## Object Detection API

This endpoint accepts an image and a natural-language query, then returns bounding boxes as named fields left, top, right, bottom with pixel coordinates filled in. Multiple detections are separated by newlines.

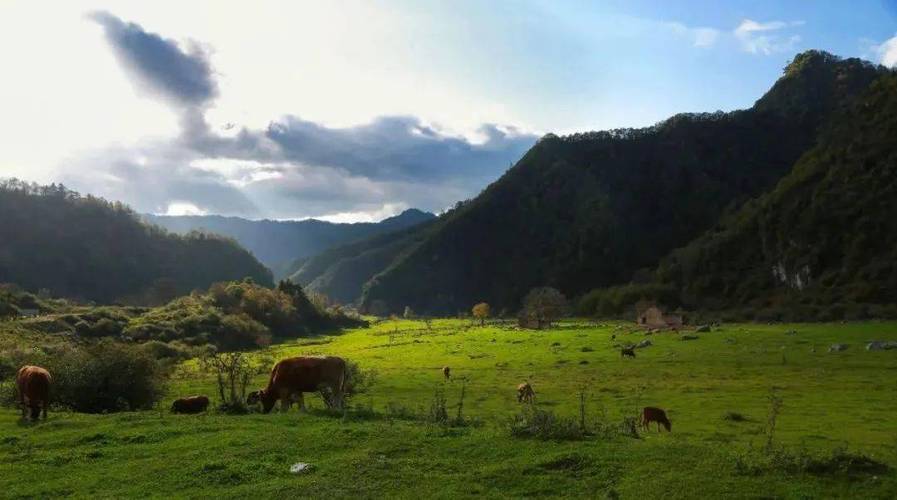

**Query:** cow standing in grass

left=248, top=356, right=347, bottom=413
left=641, top=407, right=671, bottom=432
left=442, top=366, right=451, bottom=380
left=16, top=365, right=51, bottom=421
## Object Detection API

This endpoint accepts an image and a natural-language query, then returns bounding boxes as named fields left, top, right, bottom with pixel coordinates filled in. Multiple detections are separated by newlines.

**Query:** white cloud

left=873, top=34, right=897, bottom=67
left=165, top=202, right=207, bottom=216
left=665, top=22, right=720, bottom=48
left=734, top=19, right=803, bottom=55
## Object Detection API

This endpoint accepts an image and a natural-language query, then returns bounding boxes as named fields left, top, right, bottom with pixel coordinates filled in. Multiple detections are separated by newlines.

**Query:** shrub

left=508, top=405, right=585, bottom=441
left=342, top=360, right=377, bottom=398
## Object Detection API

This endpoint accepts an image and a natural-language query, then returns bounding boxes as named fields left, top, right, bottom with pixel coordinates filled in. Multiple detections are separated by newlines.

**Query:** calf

left=442, top=366, right=451, bottom=380
left=517, top=382, right=535, bottom=404
left=16, top=365, right=51, bottom=421
left=171, top=395, right=210, bottom=414
left=621, top=347, right=636, bottom=358
left=641, top=406, right=671, bottom=432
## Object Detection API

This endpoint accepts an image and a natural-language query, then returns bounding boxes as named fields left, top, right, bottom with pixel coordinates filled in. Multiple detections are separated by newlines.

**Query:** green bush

left=0, top=342, right=165, bottom=413
left=508, top=406, right=585, bottom=441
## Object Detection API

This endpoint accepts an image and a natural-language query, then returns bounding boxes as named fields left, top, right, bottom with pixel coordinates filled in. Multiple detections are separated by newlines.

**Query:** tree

left=472, top=302, right=490, bottom=326
left=521, top=287, right=567, bottom=329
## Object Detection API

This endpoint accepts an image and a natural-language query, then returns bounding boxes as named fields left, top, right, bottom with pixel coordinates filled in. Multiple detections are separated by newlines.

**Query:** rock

left=290, top=462, right=313, bottom=474
left=724, top=338, right=736, bottom=344
left=828, top=344, right=849, bottom=352
left=695, top=325, right=711, bottom=333
left=866, top=341, right=897, bottom=351
left=636, top=339, right=652, bottom=348
left=785, top=329, right=797, bottom=336
left=680, top=335, right=699, bottom=341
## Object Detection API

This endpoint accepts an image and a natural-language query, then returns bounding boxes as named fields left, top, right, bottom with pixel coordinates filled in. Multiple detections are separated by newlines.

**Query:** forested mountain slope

left=145, top=209, right=434, bottom=276
left=653, top=72, right=897, bottom=318
left=356, top=51, right=886, bottom=314
left=0, top=181, right=272, bottom=303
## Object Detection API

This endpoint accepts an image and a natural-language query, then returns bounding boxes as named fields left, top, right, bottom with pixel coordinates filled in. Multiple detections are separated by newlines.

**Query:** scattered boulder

left=636, top=339, right=652, bottom=349
left=290, top=462, right=313, bottom=474
left=680, top=335, right=699, bottom=341
left=866, top=341, right=897, bottom=351
left=695, top=325, right=711, bottom=333
left=828, top=344, right=849, bottom=352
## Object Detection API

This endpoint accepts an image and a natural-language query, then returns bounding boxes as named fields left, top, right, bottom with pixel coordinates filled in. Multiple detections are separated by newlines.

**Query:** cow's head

left=247, top=390, right=277, bottom=413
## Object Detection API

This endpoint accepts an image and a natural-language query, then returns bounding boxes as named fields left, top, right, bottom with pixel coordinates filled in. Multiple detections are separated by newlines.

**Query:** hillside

left=287, top=219, right=439, bottom=305
left=355, top=51, right=886, bottom=314
left=145, top=209, right=434, bottom=276
left=0, top=181, right=272, bottom=303
left=653, top=72, right=897, bottom=319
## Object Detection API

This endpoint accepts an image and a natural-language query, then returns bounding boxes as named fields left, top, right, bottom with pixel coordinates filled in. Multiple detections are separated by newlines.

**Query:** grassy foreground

left=2, top=319, right=897, bottom=498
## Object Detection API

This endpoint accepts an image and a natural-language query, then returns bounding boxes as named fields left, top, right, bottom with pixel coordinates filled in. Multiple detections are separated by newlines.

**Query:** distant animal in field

left=517, top=382, right=535, bottom=403
left=621, top=347, right=636, bottom=358
left=16, top=365, right=51, bottom=421
left=248, top=356, right=347, bottom=413
left=442, top=366, right=451, bottom=380
left=611, top=334, right=616, bottom=341
left=171, top=395, right=210, bottom=414
left=641, top=406, right=671, bottom=432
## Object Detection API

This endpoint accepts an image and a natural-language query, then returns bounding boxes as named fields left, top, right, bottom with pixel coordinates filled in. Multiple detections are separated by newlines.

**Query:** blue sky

left=1, top=0, right=895, bottom=220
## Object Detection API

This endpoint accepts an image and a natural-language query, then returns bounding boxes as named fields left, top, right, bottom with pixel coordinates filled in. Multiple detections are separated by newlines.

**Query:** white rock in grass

left=290, top=462, right=313, bottom=474
left=828, top=344, right=849, bottom=352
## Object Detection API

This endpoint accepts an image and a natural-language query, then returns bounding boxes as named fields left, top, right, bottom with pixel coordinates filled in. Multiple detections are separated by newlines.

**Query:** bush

left=0, top=342, right=165, bottom=413
left=343, top=360, right=377, bottom=398
left=508, top=405, right=585, bottom=441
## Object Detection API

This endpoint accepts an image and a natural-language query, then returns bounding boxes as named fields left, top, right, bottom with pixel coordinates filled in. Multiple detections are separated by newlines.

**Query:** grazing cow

left=621, top=347, right=636, bottom=358
left=248, top=356, right=347, bottom=413
left=171, top=395, right=210, bottom=414
left=442, top=366, right=451, bottom=380
left=517, top=382, right=535, bottom=404
left=641, top=406, right=671, bottom=432
left=16, top=365, right=51, bottom=421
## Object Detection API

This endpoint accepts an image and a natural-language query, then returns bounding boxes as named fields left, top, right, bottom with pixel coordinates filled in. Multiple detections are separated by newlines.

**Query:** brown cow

left=171, top=395, right=210, bottom=414
left=442, top=366, right=451, bottom=380
left=16, top=365, right=51, bottom=421
left=641, top=406, right=671, bottom=432
left=517, top=382, right=535, bottom=404
left=248, top=356, right=347, bottom=413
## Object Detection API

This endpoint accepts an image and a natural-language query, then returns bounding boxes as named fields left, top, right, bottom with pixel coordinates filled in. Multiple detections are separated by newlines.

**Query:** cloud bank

left=75, top=12, right=538, bottom=220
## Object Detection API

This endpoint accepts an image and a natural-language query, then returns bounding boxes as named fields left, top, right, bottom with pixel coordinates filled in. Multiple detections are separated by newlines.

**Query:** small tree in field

left=522, top=287, right=567, bottom=329
left=472, top=302, right=491, bottom=326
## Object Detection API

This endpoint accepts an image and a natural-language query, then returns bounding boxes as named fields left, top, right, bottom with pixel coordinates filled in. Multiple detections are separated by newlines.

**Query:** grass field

left=2, top=319, right=897, bottom=498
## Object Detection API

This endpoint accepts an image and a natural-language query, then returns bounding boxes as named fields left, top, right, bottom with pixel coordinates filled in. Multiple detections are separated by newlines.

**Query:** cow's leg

left=42, top=400, right=48, bottom=420
left=279, top=389, right=291, bottom=412
left=297, top=392, right=306, bottom=412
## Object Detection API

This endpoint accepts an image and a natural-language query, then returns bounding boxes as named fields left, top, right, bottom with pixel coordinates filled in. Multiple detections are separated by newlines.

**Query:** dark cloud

left=89, top=11, right=218, bottom=108
left=263, top=116, right=536, bottom=183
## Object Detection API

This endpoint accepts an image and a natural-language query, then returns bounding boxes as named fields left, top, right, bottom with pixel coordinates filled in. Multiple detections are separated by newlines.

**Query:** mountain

left=0, top=180, right=273, bottom=304
left=652, top=71, right=897, bottom=320
left=144, top=208, right=435, bottom=276
left=287, top=218, right=439, bottom=305
left=347, top=51, right=886, bottom=315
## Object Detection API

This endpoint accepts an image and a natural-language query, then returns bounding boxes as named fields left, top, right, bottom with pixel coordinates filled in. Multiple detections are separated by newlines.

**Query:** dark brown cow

left=442, top=366, right=451, bottom=380
left=171, top=395, right=210, bottom=414
left=16, top=365, right=51, bottom=421
left=641, top=406, right=671, bottom=432
left=517, top=382, right=535, bottom=404
left=248, top=356, right=347, bottom=413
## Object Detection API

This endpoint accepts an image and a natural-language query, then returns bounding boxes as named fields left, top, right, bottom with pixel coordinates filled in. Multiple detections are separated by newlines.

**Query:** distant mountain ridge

left=286, top=51, right=890, bottom=315
left=144, top=209, right=435, bottom=277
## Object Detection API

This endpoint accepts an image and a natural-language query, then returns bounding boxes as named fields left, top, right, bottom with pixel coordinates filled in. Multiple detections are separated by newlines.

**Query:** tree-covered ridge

left=652, top=72, right=897, bottom=320
left=0, top=180, right=273, bottom=303
left=357, top=51, right=887, bottom=315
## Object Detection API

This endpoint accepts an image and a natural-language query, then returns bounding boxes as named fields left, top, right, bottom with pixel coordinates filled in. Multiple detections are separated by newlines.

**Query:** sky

left=1, top=1, right=896, bottom=222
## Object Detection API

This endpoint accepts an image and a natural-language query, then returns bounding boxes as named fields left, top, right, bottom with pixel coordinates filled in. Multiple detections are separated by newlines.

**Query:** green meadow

left=2, top=319, right=897, bottom=498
